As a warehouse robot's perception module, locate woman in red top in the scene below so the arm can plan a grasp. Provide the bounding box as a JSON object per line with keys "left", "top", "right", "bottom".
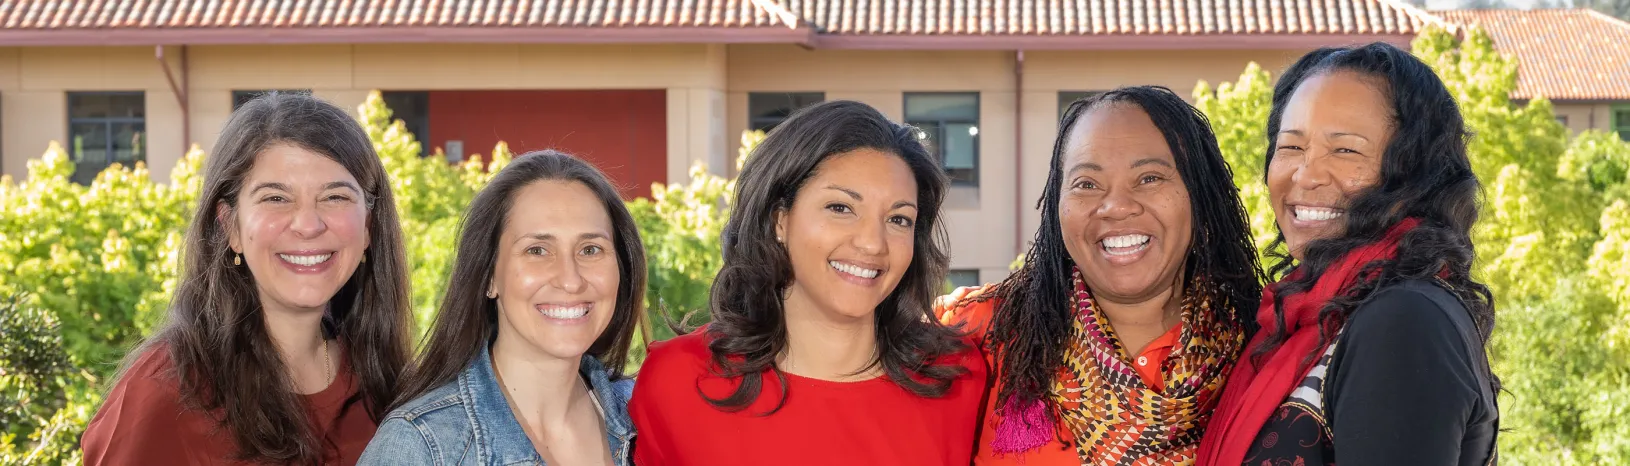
{"left": 630, "top": 100, "right": 986, "bottom": 466}
{"left": 81, "top": 92, "right": 413, "bottom": 465}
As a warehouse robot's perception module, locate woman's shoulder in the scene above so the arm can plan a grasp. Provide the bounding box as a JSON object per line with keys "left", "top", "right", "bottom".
{"left": 937, "top": 285, "right": 1002, "bottom": 341}
{"left": 382, "top": 374, "right": 466, "bottom": 424}
{"left": 82, "top": 344, "right": 198, "bottom": 465}
{"left": 641, "top": 330, "right": 714, "bottom": 374}
{"left": 1347, "top": 279, "right": 1475, "bottom": 336}
{"left": 103, "top": 344, "right": 185, "bottom": 406}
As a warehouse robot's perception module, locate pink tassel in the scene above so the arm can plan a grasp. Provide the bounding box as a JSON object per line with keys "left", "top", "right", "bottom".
{"left": 991, "top": 398, "right": 1050, "bottom": 456}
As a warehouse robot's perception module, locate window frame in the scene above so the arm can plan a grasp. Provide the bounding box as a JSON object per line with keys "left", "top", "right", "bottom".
{"left": 904, "top": 91, "right": 981, "bottom": 186}
{"left": 66, "top": 91, "right": 146, "bottom": 185}
{"left": 381, "top": 91, "right": 432, "bottom": 157}
{"left": 748, "top": 92, "right": 826, "bottom": 132}
{"left": 1612, "top": 104, "right": 1630, "bottom": 141}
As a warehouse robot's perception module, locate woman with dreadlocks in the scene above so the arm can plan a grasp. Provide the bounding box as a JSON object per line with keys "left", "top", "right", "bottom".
{"left": 939, "top": 86, "right": 1264, "bottom": 465}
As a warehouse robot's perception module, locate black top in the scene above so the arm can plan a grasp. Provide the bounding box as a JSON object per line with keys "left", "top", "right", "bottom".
{"left": 1242, "top": 279, "right": 1500, "bottom": 466}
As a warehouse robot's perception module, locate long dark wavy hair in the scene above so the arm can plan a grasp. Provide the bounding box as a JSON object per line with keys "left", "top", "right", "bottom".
{"left": 983, "top": 86, "right": 1265, "bottom": 425}
{"left": 389, "top": 150, "right": 648, "bottom": 413}
{"left": 1250, "top": 43, "right": 1497, "bottom": 375}
{"left": 702, "top": 100, "right": 966, "bottom": 413}
{"left": 115, "top": 92, "right": 413, "bottom": 464}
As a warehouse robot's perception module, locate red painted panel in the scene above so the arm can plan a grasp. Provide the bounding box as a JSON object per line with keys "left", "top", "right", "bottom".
{"left": 427, "top": 90, "right": 667, "bottom": 199}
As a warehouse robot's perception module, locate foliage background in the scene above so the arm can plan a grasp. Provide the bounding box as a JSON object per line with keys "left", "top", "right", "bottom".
{"left": 1, "top": 27, "right": 1626, "bottom": 464}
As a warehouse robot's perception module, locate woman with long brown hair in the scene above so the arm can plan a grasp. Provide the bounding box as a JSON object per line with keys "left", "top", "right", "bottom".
{"left": 360, "top": 150, "right": 646, "bottom": 465}
{"left": 630, "top": 100, "right": 985, "bottom": 465}
{"left": 82, "top": 92, "right": 413, "bottom": 465}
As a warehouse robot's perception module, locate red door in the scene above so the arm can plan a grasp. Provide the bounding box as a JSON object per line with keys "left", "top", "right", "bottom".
{"left": 428, "top": 90, "right": 667, "bottom": 199}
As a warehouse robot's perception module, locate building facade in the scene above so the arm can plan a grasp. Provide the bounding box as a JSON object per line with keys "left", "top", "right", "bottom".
{"left": 0, "top": 0, "right": 1443, "bottom": 284}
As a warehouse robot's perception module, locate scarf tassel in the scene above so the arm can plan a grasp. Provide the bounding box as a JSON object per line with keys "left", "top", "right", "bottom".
{"left": 991, "top": 397, "right": 1051, "bottom": 456}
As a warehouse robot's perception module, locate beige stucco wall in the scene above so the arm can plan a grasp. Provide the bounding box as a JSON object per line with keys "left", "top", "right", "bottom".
{"left": 1551, "top": 102, "right": 1622, "bottom": 134}
{"left": 0, "top": 43, "right": 727, "bottom": 187}
{"left": 0, "top": 46, "right": 187, "bottom": 181}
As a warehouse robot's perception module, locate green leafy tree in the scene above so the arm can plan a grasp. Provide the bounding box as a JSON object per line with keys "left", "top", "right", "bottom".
{"left": 627, "top": 130, "right": 760, "bottom": 346}
{"left": 1193, "top": 62, "right": 1279, "bottom": 255}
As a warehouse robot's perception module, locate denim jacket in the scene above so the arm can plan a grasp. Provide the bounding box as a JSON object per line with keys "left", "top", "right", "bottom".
{"left": 358, "top": 347, "right": 635, "bottom": 465}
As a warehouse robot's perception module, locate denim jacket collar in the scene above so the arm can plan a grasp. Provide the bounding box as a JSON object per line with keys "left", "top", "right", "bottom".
{"left": 458, "top": 346, "right": 635, "bottom": 465}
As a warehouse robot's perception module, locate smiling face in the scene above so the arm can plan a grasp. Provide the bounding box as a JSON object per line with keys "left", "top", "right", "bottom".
{"left": 776, "top": 148, "right": 920, "bottom": 323}
{"left": 1057, "top": 102, "right": 1194, "bottom": 305}
{"left": 1268, "top": 70, "right": 1394, "bottom": 260}
{"left": 489, "top": 180, "right": 621, "bottom": 362}
{"left": 226, "top": 143, "right": 371, "bottom": 315}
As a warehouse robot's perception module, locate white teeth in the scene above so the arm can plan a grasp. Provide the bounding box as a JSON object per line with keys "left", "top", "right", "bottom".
{"left": 278, "top": 253, "right": 332, "bottom": 266}
{"left": 829, "top": 261, "right": 880, "bottom": 279}
{"left": 1294, "top": 206, "right": 1345, "bottom": 222}
{"left": 538, "top": 305, "right": 590, "bottom": 320}
{"left": 1102, "top": 234, "right": 1151, "bottom": 249}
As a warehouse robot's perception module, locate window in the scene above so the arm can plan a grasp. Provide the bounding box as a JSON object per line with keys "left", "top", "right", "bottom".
{"left": 382, "top": 91, "right": 431, "bottom": 156}
{"left": 1555, "top": 115, "right": 1570, "bottom": 127}
{"left": 67, "top": 92, "right": 145, "bottom": 185}
{"left": 1059, "top": 91, "right": 1104, "bottom": 120}
{"left": 904, "top": 92, "right": 980, "bottom": 185}
{"left": 232, "top": 89, "right": 312, "bottom": 110}
{"left": 748, "top": 92, "right": 824, "bottom": 132}
{"left": 948, "top": 269, "right": 982, "bottom": 289}
{"left": 1614, "top": 105, "right": 1630, "bottom": 141}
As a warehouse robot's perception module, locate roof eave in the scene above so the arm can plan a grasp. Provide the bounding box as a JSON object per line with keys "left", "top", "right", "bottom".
{"left": 809, "top": 33, "right": 1419, "bottom": 50}
{"left": 0, "top": 26, "right": 818, "bottom": 47}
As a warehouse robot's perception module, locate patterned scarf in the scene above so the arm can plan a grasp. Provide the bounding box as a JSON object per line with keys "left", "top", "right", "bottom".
{"left": 1052, "top": 267, "right": 1244, "bottom": 465}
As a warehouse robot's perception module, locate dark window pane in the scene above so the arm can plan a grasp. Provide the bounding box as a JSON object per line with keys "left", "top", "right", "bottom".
{"left": 69, "top": 94, "right": 111, "bottom": 118}
{"left": 69, "top": 122, "right": 108, "bottom": 184}
{"left": 949, "top": 270, "right": 981, "bottom": 289}
{"left": 110, "top": 122, "right": 145, "bottom": 165}
{"left": 382, "top": 91, "right": 431, "bottom": 156}
{"left": 749, "top": 92, "right": 824, "bottom": 131}
{"left": 67, "top": 92, "right": 145, "bottom": 184}
{"left": 69, "top": 92, "right": 144, "bottom": 119}
{"left": 904, "top": 92, "right": 979, "bottom": 185}
{"left": 1615, "top": 108, "right": 1630, "bottom": 141}
{"left": 905, "top": 93, "right": 978, "bottom": 121}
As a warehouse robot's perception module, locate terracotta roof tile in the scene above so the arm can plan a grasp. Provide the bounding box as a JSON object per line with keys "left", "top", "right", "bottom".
{"left": 1437, "top": 9, "right": 1630, "bottom": 100}
{"left": 0, "top": 0, "right": 1431, "bottom": 35}
{"left": 0, "top": 0, "right": 792, "bottom": 29}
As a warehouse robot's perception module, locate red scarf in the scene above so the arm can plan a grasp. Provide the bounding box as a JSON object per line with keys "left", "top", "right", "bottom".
{"left": 1195, "top": 218, "right": 1419, "bottom": 466}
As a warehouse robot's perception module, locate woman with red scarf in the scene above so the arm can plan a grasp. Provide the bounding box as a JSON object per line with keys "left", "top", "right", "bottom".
{"left": 1196, "top": 43, "right": 1500, "bottom": 465}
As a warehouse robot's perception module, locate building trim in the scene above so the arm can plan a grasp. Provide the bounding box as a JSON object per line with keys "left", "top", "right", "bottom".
{"left": 0, "top": 27, "right": 1414, "bottom": 51}
{"left": 809, "top": 33, "right": 1417, "bottom": 50}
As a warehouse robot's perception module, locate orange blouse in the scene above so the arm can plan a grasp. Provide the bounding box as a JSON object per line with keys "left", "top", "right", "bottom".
{"left": 938, "top": 293, "right": 1183, "bottom": 466}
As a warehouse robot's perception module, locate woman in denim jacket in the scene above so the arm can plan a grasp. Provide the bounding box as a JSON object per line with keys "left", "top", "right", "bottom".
{"left": 360, "top": 150, "right": 647, "bottom": 465}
